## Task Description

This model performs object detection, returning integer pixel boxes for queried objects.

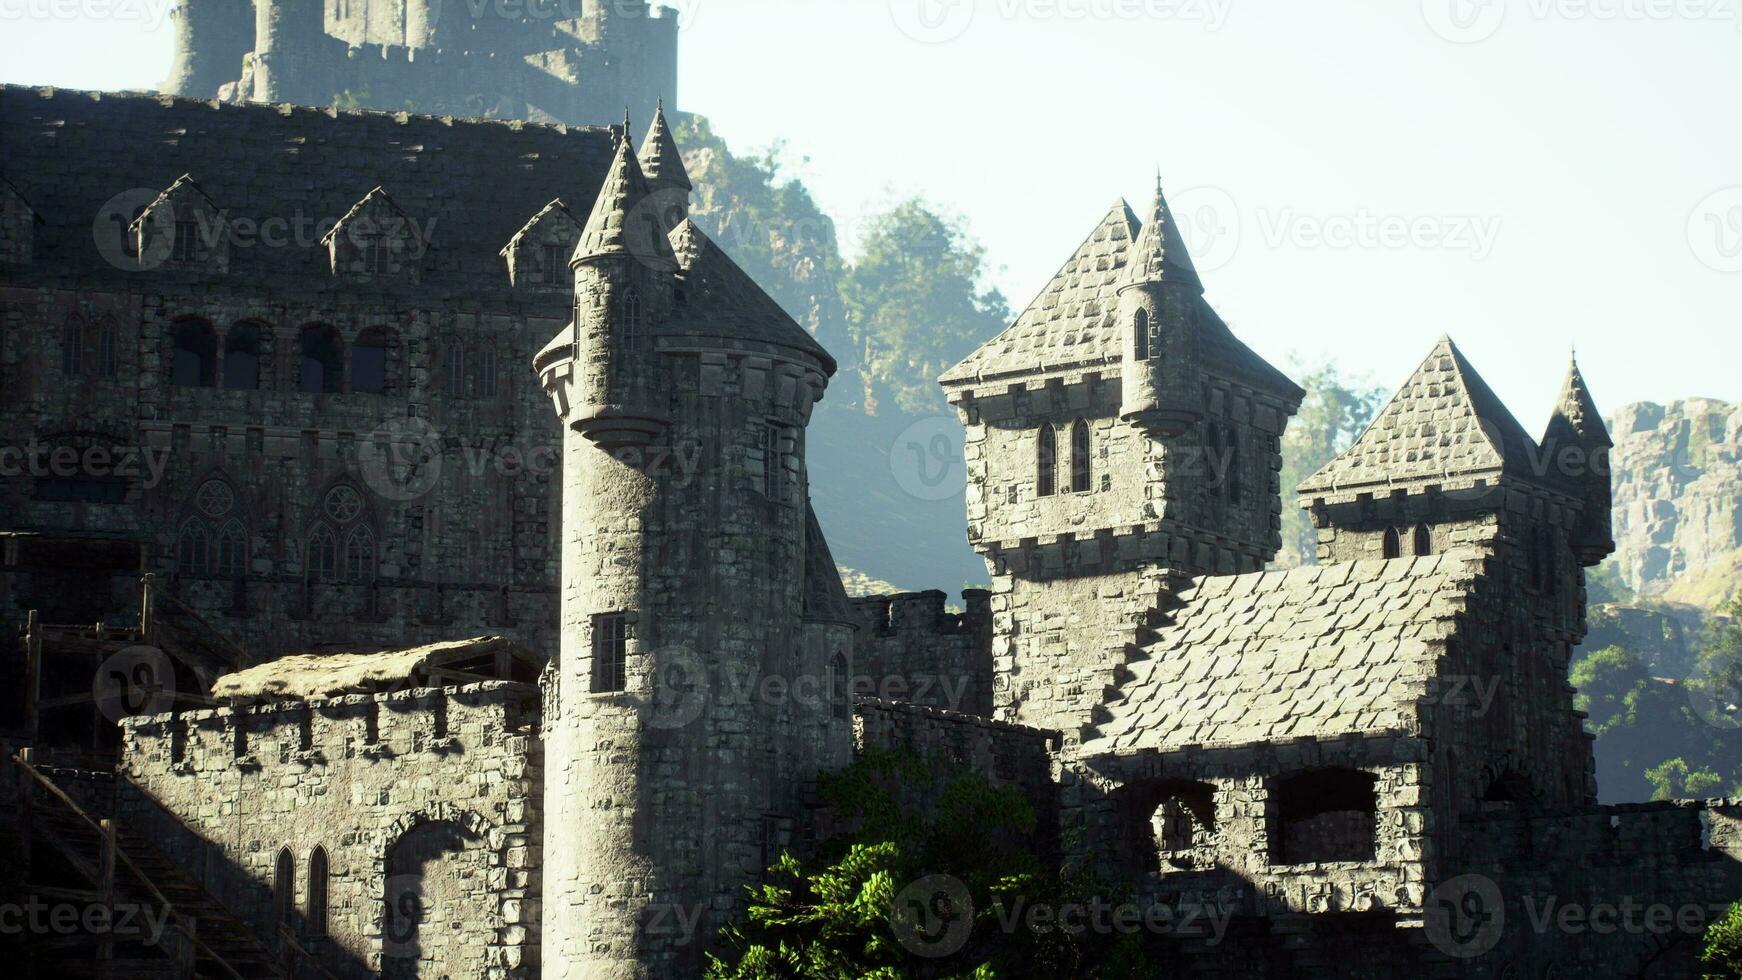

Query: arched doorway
[382,820,489,978]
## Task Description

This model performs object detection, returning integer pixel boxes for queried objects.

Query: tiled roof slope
[939,199,1299,402]
[802,502,854,625]
[1085,552,1483,754]
[0,85,615,299]
[1297,337,1540,501]
[668,219,836,373]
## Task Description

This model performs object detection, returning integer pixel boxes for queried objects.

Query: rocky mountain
[1609,399,1742,608]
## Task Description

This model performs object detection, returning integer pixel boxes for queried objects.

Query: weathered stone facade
[165,0,678,127]
[119,681,542,978]
[847,590,993,716]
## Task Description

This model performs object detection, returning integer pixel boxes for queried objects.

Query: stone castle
[2,74,1741,980]
[164,0,678,125]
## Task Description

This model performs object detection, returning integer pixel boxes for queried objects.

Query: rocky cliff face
[1609,399,1742,606]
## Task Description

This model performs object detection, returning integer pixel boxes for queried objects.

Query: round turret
[1118,181,1204,438]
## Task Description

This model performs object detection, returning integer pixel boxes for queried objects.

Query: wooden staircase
[12,751,332,980]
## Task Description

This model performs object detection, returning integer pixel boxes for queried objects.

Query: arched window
[177,519,211,574]
[444,339,467,397]
[620,287,642,348]
[274,848,295,929]
[307,847,329,938]
[216,519,248,579]
[306,524,338,582]
[94,317,118,379]
[171,319,217,387]
[1414,523,1433,557]
[1132,308,1149,361]
[474,345,498,398]
[1036,425,1057,498]
[1070,419,1092,493]
[829,651,850,721]
[298,324,342,394]
[351,327,394,395]
[344,526,376,584]
[1382,527,1402,560]
[61,315,85,375]
[224,322,262,390]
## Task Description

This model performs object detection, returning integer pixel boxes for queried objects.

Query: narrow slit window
[1037,425,1057,498]
[1382,527,1402,560]
[592,613,629,693]
[1133,308,1150,361]
[1071,420,1092,493]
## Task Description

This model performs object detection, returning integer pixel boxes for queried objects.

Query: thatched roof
[211,636,541,703]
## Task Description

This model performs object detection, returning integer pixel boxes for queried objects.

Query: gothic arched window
[177,519,211,574]
[216,519,248,579]
[224,322,263,390]
[1133,308,1149,361]
[444,339,467,397]
[1037,425,1057,498]
[1070,420,1092,494]
[344,526,376,584]
[298,324,343,394]
[94,317,119,379]
[1382,527,1402,560]
[1414,523,1433,557]
[61,315,85,375]
[306,524,339,583]
[620,288,643,349]
[307,846,329,938]
[351,326,396,395]
[274,848,295,928]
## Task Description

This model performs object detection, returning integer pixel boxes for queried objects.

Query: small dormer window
[322,187,421,284]
[131,175,227,273]
[501,199,583,291]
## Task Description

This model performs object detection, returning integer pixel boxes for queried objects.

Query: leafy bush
[1702,900,1742,979]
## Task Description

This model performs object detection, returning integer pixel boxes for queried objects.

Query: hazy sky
[3,0,1739,427]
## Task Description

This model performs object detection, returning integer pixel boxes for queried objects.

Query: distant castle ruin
[164,0,678,125]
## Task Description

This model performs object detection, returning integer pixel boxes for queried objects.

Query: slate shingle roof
[938,199,1299,402]
[1297,337,1540,501]
[1085,552,1482,754]
[667,219,836,373]
[574,132,676,268]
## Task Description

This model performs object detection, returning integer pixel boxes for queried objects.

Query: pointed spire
[1543,352,1613,450]
[573,131,674,268]
[638,98,692,193]
[1118,174,1201,293]
[621,107,633,146]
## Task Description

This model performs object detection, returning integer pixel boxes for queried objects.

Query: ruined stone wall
[854,696,1059,844]
[117,682,542,979]
[1444,801,1742,978]
[0,86,622,663]
[847,590,992,716]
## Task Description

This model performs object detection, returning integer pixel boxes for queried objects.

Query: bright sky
[3,0,1739,426]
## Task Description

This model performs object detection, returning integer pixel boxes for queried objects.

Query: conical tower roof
[638,100,691,192]
[1298,336,1539,500]
[1542,354,1612,450]
[573,126,675,268]
[1118,176,1201,292]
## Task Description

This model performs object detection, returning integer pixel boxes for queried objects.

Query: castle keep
[165,0,679,126]
[3,85,1741,979]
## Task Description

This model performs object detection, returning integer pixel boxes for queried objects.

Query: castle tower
[939,180,1304,735]
[162,0,256,99]
[251,0,328,105]
[536,126,853,976]
[1117,178,1204,438]
[638,101,692,228]
[1541,354,1616,567]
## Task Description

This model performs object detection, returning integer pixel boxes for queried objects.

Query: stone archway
[380,810,495,979]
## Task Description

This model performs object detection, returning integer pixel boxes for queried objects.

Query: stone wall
[117,681,542,979]
[0,85,622,663]
[847,590,992,716]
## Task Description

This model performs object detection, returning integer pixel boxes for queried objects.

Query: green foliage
[1692,599,1742,730]
[1702,900,1742,980]
[842,200,1011,415]
[1585,560,1635,606]
[707,751,1160,979]
[1645,758,1726,801]
[1274,358,1386,567]
[1571,646,1652,737]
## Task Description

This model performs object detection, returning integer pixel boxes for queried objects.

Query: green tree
[707,751,1155,979]
[1571,646,1652,736]
[1702,900,1742,980]
[841,200,1010,415]
[1274,359,1387,567]
[1692,600,1742,729]
[1645,758,1726,801]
